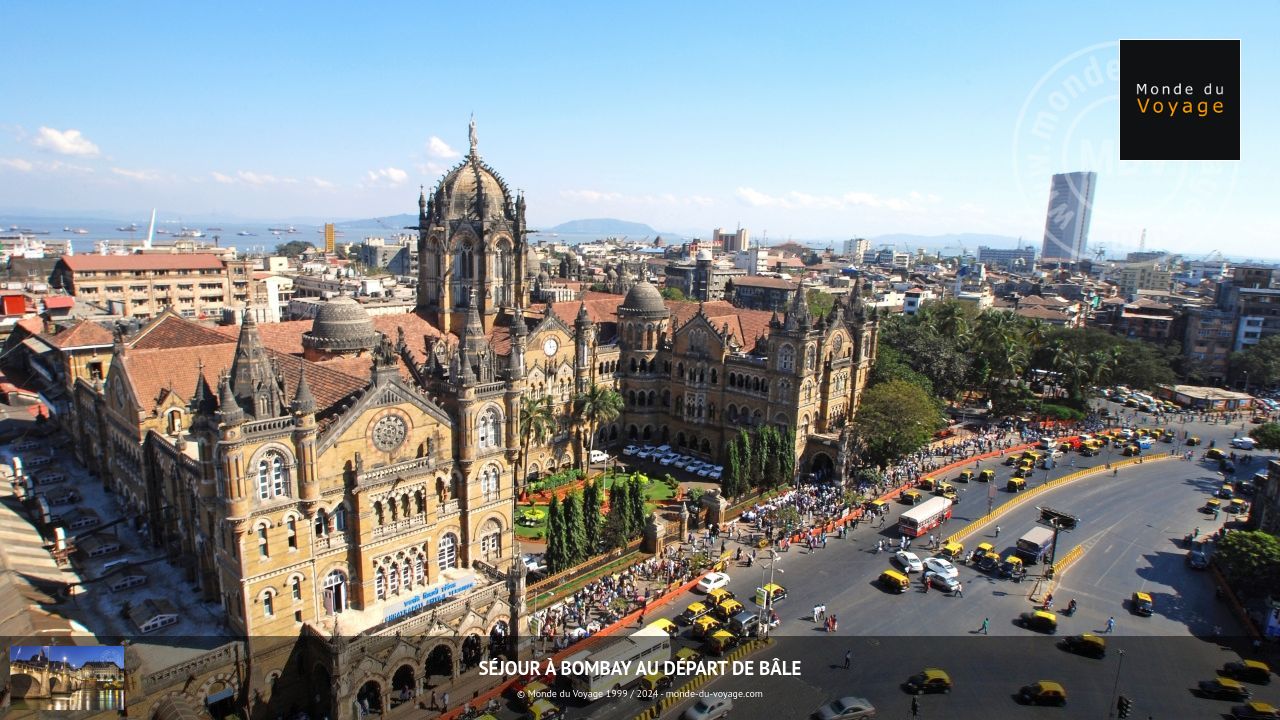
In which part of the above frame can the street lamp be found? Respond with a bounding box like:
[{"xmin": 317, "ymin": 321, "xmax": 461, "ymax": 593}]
[{"xmin": 1108, "ymin": 648, "xmax": 1126, "ymax": 719}]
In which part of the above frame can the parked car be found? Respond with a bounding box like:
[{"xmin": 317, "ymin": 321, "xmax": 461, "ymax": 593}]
[
  {"xmin": 1199, "ymin": 677, "xmax": 1253, "ymax": 701},
  {"xmin": 622, "ymin": 445, "xmax": 639, "ymax": 456},
  {"xmin": 589, "ymin": 450, "xmax": 609, "ymax": 464},
  {"xmin": 923, "ymin": 572, "xmax": 960, "ymax": 593}
]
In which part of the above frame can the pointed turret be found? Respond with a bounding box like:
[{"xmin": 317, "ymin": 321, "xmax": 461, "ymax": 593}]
[
  {"xmin": 784, "ymin": 284, "xmax": 812, "ymax": 332},
  {"xmin": 229, "ymin": 311, "xmax": 286, "ymax": 420},
  {"xmin": 291, "ymin": 362, "xmax": 316, "ymax": 415},
  {"xmin": 191, "ymin": 363, "xmax": 217, "ymax": 415},
  {"xmin": 217, "ymin": 375, "xmax": 244, "ymax": 427}
]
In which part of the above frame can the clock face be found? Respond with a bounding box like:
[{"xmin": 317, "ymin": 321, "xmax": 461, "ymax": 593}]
[
  {"xmin": 543, "ymin": 337, "xmax": 559, "ymax": 357},
  {"xmin": 372, "ymin": 415, "xmax": 408, "ymax": 451}
]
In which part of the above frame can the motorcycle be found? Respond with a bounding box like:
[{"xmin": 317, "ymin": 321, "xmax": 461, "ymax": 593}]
[{"xmin": 1065, "ymin": 600, "xmax": 1078, "ymax": 616}]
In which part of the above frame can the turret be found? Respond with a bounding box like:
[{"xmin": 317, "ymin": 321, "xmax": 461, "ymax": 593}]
[{"xmin": 216, "ymin": 375, "xmax": 244, "ymax": 428}]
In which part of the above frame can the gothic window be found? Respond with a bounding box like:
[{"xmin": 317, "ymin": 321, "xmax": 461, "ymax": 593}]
[
  {"xmin": 480, "ymin": 519, "xmax": 502, "ymax": 560},
  {"xmin": 286, "ymin": 516, "xmax": 297, "ymax": 549},
  {"xmin": 778, "ymin": 344, "xmax": 795, "ymax": 372},
  {"xmin": 710, "ymin": 369, "xmax": 717, "ymax": 385},
  {"xmin": 481, "ymin": 465, "xmax": 500, "ymax": 501},
  {"xmin": 477, "ymin": 407, "xmax": 501, "ymax": 450},
  {"xmin": 256, "ymin": 452, "xmax": 289, "ymax": 500},
  {"xmin": 805, "ymin": 345, "xmax": 816, "ymax": 370},
  {"xmin": 414, "ymin": 555, "xmax": 425, "ymax": 585},
  {"xmin": 291, "ymin": 576, "xmax": 302, "ymax": 600},
  {"xmin": 438, "ymin": 533, "xmax": 459, "ymax": 571},
  {"xmin": 662, "ymin": 389, "xmax": 670, "ymax": 407},
  {"xmin": 257, "ymin": 524, "xmax": 269, "ymax": 558},
  {"xmin": 334, "ymin": 505, "xmax": 347, "ymax": 531},
  {"xmin": 458, "ymin": 242, "xmax": 474, "ymax": 280},
  {"xmin": 375, "ymin": 569, "xmax": 386, "ymax": 600},
  {"xmin": 389, "ymin": 564, "xmax": 400, "ymax": 595},
  {"xmin": 262, "ymin": 590, "xmax": 275, "ymax": 618},
  {"xmin": 402, "ymin": 558, "xmax": 413, "ymax": 589},
  {"xmin": 314, "ymin": 509, "xmax": 329, "ymax": 537}
]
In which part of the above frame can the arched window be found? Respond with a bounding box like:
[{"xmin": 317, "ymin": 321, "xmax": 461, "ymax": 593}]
[
  {"xmin": 414, "ymin": 555, "xmax": 425, "ymax": 585},
  {"xmin": 458, "ymin": 241, "xmax": 474, "ymax": 280},
  {"xmin": 262, "ymin": 590, "xmax": 275, "ymax": 618},
  {"xmin": 477, "ymin": 407, "xmax": 501, "ymax": 450},
  {"xmin": 389, "ymin": 564, "xmax": 400, "ymax": 595},
  {"xmin": 314, "ymin": 509, "xmax": 329, "ymax": 537},
  {"xmin": 257, "ymin": 524, "xmax": 269, "ymax": 558},
  {"xmin": 438, "ymin": 533, "xmax": 459, "ymax": 571},
  {"xmin": 167, "ymin": 409, "xmax": 182, "ymax": 434},
  {"xmin": 322, "ymin": 570, "xmax": 347, "ymax": 613},
  {"xmin": 286, "ymin": 516, "xmax": 297, "ymax": 549},
  {"xmin": 480, "ymin": 519, "xmax": 502, "ymax": 560},
  {"xmin": 375, "ymin": 568, "xmax": 386, "ymax": 600},
  {"xmin": 402, "ymin": 558, "xmax": 413, "ymax": 590},
  {"xmin": 778, "ymin": 345, "xmax": 795, "ymax": 372},
  {"xmin": 481, "ymin": 465, "xmax": 500, "ymax": 501},
  {"xmin": 334, "ymin": 504, "xmax": 347, "ymax": 531},
  {"xmin": 291, "ymin": 576, "xmax": 302, "ymax": 600},
  {"xmin": 805, "ymin": 345, "xmax": 816, "ymax": 370},
  {"xmin": 710, "ymin": 369, "xmax": 717, "ymax": 384},
  {"xmin": 256, "ymin": 452, "xmax": 290, "ymax": 500}
]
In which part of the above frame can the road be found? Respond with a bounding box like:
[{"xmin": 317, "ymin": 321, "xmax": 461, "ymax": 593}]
[{"xmin": 491, "ymin": 405, "xmax": 1274, "ymax": 719}]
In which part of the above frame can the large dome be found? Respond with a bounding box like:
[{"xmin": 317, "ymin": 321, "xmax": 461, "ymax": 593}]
[
  {"xmin": 303, "ymin": 296, "xmax": 378, "ymax": 355},
  {"xmin": 621, "ymin": 280, "xmax": 666, "ymax": 313}
]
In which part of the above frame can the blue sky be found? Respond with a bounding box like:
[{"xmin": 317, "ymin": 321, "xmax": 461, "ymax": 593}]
[
  {"xmin": 0, "ymin": 2, "xmax": 1276, "ymax": 256},
  {"xmin": 9, "ymin": 644, "xmax": 124, "ymax": 667}
]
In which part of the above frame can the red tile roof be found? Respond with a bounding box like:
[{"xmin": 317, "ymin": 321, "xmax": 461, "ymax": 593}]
[
  {"xmin": 60, "ymin": 253, "xmax": 225, "ymax": 272},
  {"xmin": 668, "ymin": 300, "xmax": 773, "ymax": 349},
  {"xmin": 44, "ymin": 320, "xmax": 114, "ymax": 349},
  {"xmin": 129, "ymin": 313, "xmax": 235, "ymax": 350},
  {"xmin": 43, "ymin": 296, "xmax": 75, "ymax": 310}
]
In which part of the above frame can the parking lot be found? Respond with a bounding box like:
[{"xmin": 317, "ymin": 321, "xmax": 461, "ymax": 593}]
[{"xmin": 618, "ymin": 444, "xmax": 723, "ymax": 483}]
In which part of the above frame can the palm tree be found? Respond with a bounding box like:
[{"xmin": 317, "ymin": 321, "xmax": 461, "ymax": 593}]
[
  {"xmin": 930, "ymin": 300, "xmax": 972, "ymax": 344},
  {"xmin": 517, "ymin": 394, "xmax": 555, "ymax": 491},
  {"xmin": 573, "ymin": 384, "xmax": 624, "ymax": 474}
]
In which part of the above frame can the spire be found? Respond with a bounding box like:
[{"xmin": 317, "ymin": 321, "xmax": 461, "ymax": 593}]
[
  {"xmin": 217, "ymin": 374, "xmax": 244, "ymax": 427},
  {"xmin": 785, "ymin": 284, "xmax": 811, "ymax": 332},
  {"xmin": 576, "ymin": 298, "xmax": 590, "ymax": 326},
  {"xmin": 463, "ymin": 287, "xmax": 484, "ymax": 340},
  {"xmin": 418, "ymin": 185, "xmax": 427, "ymax": 217},
  {"xmin": 291, "ymin": 360, "xmax": 316, "ymax": 415},
  {"xmin": 229, "ymin": 310, "xmax": 285, "ymax": 419},
  {"xmin": 191, "ymin": 360, "xmax": 217, "ymax": 414},
  {"xmin": 511, "ymin": 305, "xmax": 528, "ymax": 338}
]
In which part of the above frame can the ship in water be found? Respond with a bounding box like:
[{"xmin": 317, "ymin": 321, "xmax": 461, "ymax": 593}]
[
  {"xmin": 62, "ymin": 226, "xmax": 90, "ymax": 234},
  {"xmin": 237, "ymin": 231, "xmax": 257, "ymax": 237},
  {"xmin": 206, "ymin": 227, "xmax": 223, "ymax": 232},
  {"xmin": 267, "ymin": 225, "xmax": 298, "ymax": 234},
  {"xmin": 116, "ymin": 223, "xmax": 139, "ymax": 232}
]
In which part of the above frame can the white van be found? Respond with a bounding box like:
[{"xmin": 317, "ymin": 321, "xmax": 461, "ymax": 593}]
[{"xmin": 589, "ymin": 450, "xmax": 609, "ymax": 464}]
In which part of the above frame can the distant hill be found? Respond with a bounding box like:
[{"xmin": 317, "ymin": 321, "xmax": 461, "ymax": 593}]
[
  {"xmin": 871, "ymin": 233, "xmax": 1026, "ymax": 251},
  {"xmin": 545, "ymin": 218, "xmax": 659, "ymax": 236},
  {"xmin": 336, "ymin": 214, "xmax": 416, "ymax": 229}
]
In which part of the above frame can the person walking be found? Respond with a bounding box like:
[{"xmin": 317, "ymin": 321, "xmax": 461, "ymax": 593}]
[
  {"xmin": 813, "ymin": 605, "xmax": 821, "ymax": 623},
  {"xmin": 911, "ymin": 696, "xmax": 920, "ymax": 718},
  {"xmin": 1105, "ymin": 616, "xmax": 1115, "ymax": 633},
  {"xmin": 955, "ymin": 582, "xmax": 963, "ymax": 598},
  {"xmin": 980, "ymin": 617, "xmax": 989, "ymax": 634},
  {"xmin": 843, "ymin": 650, "xmax": 851, "ymax": 669},
  {"xmin": 994, "ymin": 525, "xmax": 1001, "ymax": 538},
  {"xmin": 441, "ymin": 692, "xmax": 450, "ymax": 713}
]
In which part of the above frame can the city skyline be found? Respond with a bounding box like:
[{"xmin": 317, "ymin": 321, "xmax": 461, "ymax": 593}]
[
  {"xmin": 0, "ymin": 2, "xmax": 1275, "ymax": 256},
  {"xmin": 8, "ymin": 645, "xmax": 124, "ymax": 668}
]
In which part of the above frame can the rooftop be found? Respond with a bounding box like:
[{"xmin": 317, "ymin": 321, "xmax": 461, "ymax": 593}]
[{"xmin": 59, "ymin": 254, "xmax": 225, "ymax": 272}]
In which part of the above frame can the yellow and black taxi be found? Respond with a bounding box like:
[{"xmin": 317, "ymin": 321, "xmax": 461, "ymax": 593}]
[
  {"xmin": 1230, "ymin": 498, "xmax": 1249, "ymax": 514},
  {"xmin": 519, "ymin": 681, "xmax": 552, "ymax": 710},
  {"xmin": 689, "ymin": 615, "xmax": 722, "ymax": 640},
  {"xmin": 1059, "ymin": 633, "xmax": 1106, "ymax": 658},
  {"xmin": 1187, "ymin": 436, "xmax": 1202, "ymax": 446},
  {"xmin": 903, "ymin": 668, "xmax": 952, "ymax": 695},
  {"xmin": 1198, "ymin": 676, "xmax": 1252, "ymax": 701},
  {"xmin": 879, "ymin": 568, "xmax": 910, "ymax": 593},
  {"xmin": 1012, "ymin": 466, "xmax": 1033, "ymax": 479},
  {"xmin": 939, "ymin": 540, "xmax": 964, "ymax": 560},
  {"xmin": 901, "ymin": 489, "xmax": 923, "ymax": 505},
  {"xmin": 1204, "ymin": 499, "xmax": 1223, "ymax": 514},
  {"xmin": 1206, "ymin": 447, "xmax": 1226, "ymax": 460},
  {"xmin": 1122, "ymin": 444, "xmax": 1141, "ymax": 456},
  {"xmin": 1004, "ymin": 453, "xmax": 1022, "ymax": 467},
  {"xmin": 680, "ymin": 601, "xmax": 712, "ymax": 623},
  {"xmin": 704, "ymin": 628, "xmax": 740, "ymax": 655},
  {"xmin": 918, "ymin": 477, "xmax": 938, "ymax": 492},
  {"xmin": 978, "ymin": 469, "xmax": 996, "ymax": 482},
  {"xmin": 1017, "ymin": 610, "xmax": 1058, "ymax": 634},
  {"xmin": 706, "ymin": 587, "xmax": 735, "ymax": 607},
  {"xmin": 1230, "ymin": 701, "xmax": 1280, "ymax": 720},
  {"xmin": 636, "ymin": 671, "xmax": 673, "ymax": 694},
  {"xmin": 713, "ymin": 598, "xmax": 745, "ymax": 622},
  {"xmin": 756, "ymin": 583, "xmax": 788, "ymax": 606},
  {"xmin": 525, "ymin": 698, "xmax": 565, "ymax": 720},
  {"xmin": 866, "ymin": 499, "xmax": 887, "ymax": 516},
  {"xmin": 977, "ymin": 550, "xmax": 1001, "ymax": 573},
  {"xmin": 647, "ymin": 618, "xmax": 680, "ymax": 637},
  {"xmin": 936, "ymin": 483, "xmax": 958, "ymax": 500},
  {"xmin": 1019, "ymin": 680, "xmax": 1067, "ymax": 706},
  {"xmin": 1223, "ymin": 660, "xmax": 1273, "ymax": 685},
  {"xmin": 1131, "ymin": 591, "xmax": 1154, "ymax": 617},
  {"xmin": 957, "ymin": 469, "xmax": 974, "ymax": 483},
  {"xmin": 1218, "ymin": 484, "xmax": 1236, "ymax": 499},
  {"xmin": 675, "ymin": 646, "xmax": 702, "ymax": 664},
  {"xmin": 1007, "ymin": 477, "xmax": 1028, "ymax": 491}
]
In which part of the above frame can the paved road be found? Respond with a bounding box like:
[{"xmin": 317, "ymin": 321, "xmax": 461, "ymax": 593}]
[{"xmin": 483, "ymin": 405, "xmax": 1274, "ymax": 719}]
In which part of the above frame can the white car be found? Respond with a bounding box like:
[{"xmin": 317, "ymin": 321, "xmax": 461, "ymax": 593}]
[
  {"xmin": 894, "ymin": 551, "xmax": 923, "ymax": 573},
  {"xmin": 923, "ymin": 557, "xmax": 958, "ymax": 579},
  {"xmin": 1230, "ymin": 437, "xmax": 1256, "ymax": 450},
  {"xmin": 709, "ymin": 467, "xmax": 723, "ymax": 480},
  {"xmin": 683, "ymin": 695, "xmax": 733, "ymax": 720},
  {"xmin": 636, "ymin": 448, "xmax": 654, "ymax": 460},
  {"xmin": 659, "ymin": 454, "xmax": 679, "ymax": 466},
  {"xmin": 622, "ymin": 445, "xmax": 639, "ymax": 456},
  {"xmin": 673, "ymin": 456, "xmax": 691, "ymax": 469},
  {"xmin": 815, "ymin": 696, "xmax": 877, "ymax": 720},
  {"xmin": 697, "ymin": 465, "xmax": 716, "ymax": 478},
  {"xmin": 686, "ymin": 461, "xmax": 706, "ymax": 473},
  {"xmin": 696, "ymin": 572, "xmax": 731, "ymax": 593},
  {"xmin": 589, "ymin": 450, "xmax": 609, "ymax": 464},
  {"xmin": 656, "ymin": 444, "xmax": 672, "ymax": 454}
]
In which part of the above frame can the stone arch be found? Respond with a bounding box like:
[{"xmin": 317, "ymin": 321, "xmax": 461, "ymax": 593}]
[
  {"xmin": 356, "ymin": 679, "xmax": 384, "ymax": 715},
  {"xmin": 424, "ymin": 643, "xmax": 455, "ymax": 682}
]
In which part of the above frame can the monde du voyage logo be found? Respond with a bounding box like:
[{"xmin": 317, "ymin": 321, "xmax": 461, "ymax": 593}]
[{"xmin": 1120, "ymin": 39, "xmax": 1240, "ymax": 160}]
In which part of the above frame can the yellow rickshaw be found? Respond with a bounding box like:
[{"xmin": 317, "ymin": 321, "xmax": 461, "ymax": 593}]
[
  {"xmin": 714, "ymin": 598, "xmax": 745, "ymax": 622},
  {"xmin": 977, "ymin": 551, "xmax": 1001, "ymax": 573},
  {"xmin": 636, "ymin": 672, "xmax": 673, "ymax": 693},
  {"xmin": 525, "ymin": 699, "xmax": 565, "ymax": 720},
  {"xmin": 1007, "ymin": 477, "xmax": 1027, "ymax": 491},
  {"xmin": 957, "ymin": 469, "xmax": 975, "ymax": 483},
  {"xmin": 978, "ymin": 469, "xmax": 996, "ymax": 482},
  {"xmin": 689, "ymin": 615, "xmax": 721, "ymax": 639},
  {"xmin": 756, "ymin": 583, "xmax": 788, "ymax": 606},
  {"xmin": 1001, "ymin": 554, "xmax": 1025, "ymax": 578},
  {"xmin": 520, "ymin": 682, "xmax": 550, "ymax": 710},
  {"xmin": 647, "ymin": 618, "xmax": 679, "ymax": 636},
  {"xmin": 1204, "ymin": 499, "xmax": 1222, "ymax": 513},
  {"xmin": 1131, "ymin": 591, "xmax": 1154, "ymax": 616},
  {"xmin": 1187, "ymin": 436, "xmax": 1201, "ymax": 446},
  {"xmin": 705, "ymin": 629, "xmax": 740, "ymax": 655},
  {"xmin": 681, "ymin": 601, "xmax": 711, "ymax": 623},
  {"xmin": 1123, "ymin": 444, "xmax": 1141, "ymax": 456},
  {"xmin": 936, "ymin": 482, "xmax": 957, "ymax": 500},
  {"xmin": 939, "ymin": 540, "xmax": 964, "ymax": 559},
  {"xmin": 1228, "ymin": 498, "xmax": 1248, "ymax": 514},
  {"xmin": 706, "ymin": 588, "xmax": 735, "ymax": 606},
  {"xmin": 901, "ymin": 489, "xmax": 923, "ymax": 505},
  {"xmin": 918, "ymin": 477, "xmax": 937, "ymax": 491},
  {"xmin": 867, "ymin": 499, "xmax": 887, "ymax": 515}
]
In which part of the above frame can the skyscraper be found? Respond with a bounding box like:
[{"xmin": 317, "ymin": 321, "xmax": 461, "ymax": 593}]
[{"xmin": 1040, "ymin": 171, "xmax": 1096, "ymax": 263}]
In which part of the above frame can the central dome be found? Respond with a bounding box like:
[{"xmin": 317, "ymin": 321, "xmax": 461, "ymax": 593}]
[
  {"xmin": 432, "ymin": 151, "xmax": 515, "ymax": 224},
  {"xmin": 621, "ymin": 280, "xmax": 666, "ymax": 313},
  {"xmin": 303, "ymin": 296, "xmax": 378, "ymax": 356}
]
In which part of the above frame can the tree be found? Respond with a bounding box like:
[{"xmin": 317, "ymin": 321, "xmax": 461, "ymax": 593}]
[
  {"xmin": 574, "ymin": 384, "xmax": 625, "ymax": 472},
  {"xmin": 604, "ymin": 481, "xmax": 630, "ymax": 549},
  {"xmin": 562, "ymin": 490, "xmax": 587, "ymax": 566},
  {"xmin": 723, "ymin": 439, "xmax": 744, "ymax": 500},
  {"xmin": 1230, "ymin": 335, "xmax": 1280, "ymax": 388},
  {"xmin": 762, "ymin": 426, "xmax": 782, "ymax": 487},
  {"xmin": 869, "ymin": 345, "xmax": 935, "ymax": 397},
  {"xmin": 779, "ymin": 427, "xmax": 796, "ymax": 485},
  {"xmin": 626, "ymin": 474, "xmax": 646, "ymax": 538},
  {"xmin": 750, "ymin": 427, "xmax": 770, "ymax": 488},
  {"xmin": 1214, "ymin": 530, "xmax": 1280, "ymax": 599},
  {"xmin": 852, "ymin": 380, "xmax": 945, "ymax": 469},
  {"xmin": 738, "ymin": 429, "xmax": 754, "ymax": 495},
  {"xmin": 517, "ymin": 394, "xmax": 556, "ymax": 490},
  {"xmin": 1249, "ymin": 422, "xmax": 1280, "ymax": 451},
  {"xmin": 274, "ymin": 240, "xmax": 315, "ymax": 258},
  {"xmin": 660, "ymin": 286, "xmax": 686, "ymax": 301},
  {"xmin": 582, "ymin": 481, "xmax": 603, "ymax": 555},
  {"xmin": 805, "ymin": 289, "xmax": 835, "ymax": 318},
  {"xmin": 545, "ymin": 495, "xmax": 567, "ymax": 573}
]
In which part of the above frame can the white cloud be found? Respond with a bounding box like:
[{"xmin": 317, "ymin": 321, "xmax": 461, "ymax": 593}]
[
  {"xmin": 111, "ymin": 167, "xmax": 161, "ymax": 181},
  {"xmin": 735, "ymin": 187, "xmax": 914, "ymax": 211},
  {"xmin": 426, "ymin": 136, "xmax": 460, "ymax": 159},
  {"xmin": 211, "ymin": 171, "xmax": 235, "ymax": 184},
  {"xmin": 366, "ymin": 167, "xmax": 408, "ymax": 185},
  {"xmin": 237, "ymin": 170, "xmax": 296, "ymax": 186},
  {"xmin": 559, "ymin": 189, "xmax": 714, "ymax": 208},
  {"xmin": 0, "ymin": 158, "xmax": 33, "ymax": 172},
  {"xmin": 33, "ymin": 127, "xmax": 100, "ymax": 156},
  {"xmin": 310, "ymin": 177, "xmax": 335, "ymax": 189}
]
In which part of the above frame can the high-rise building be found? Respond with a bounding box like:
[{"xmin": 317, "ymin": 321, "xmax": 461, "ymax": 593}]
[
  {"xmin": 1040, "ymin": 171, "xmax": 1096, "ymax": 263},
  {"xmin": 713, "ymin": 227, "xmax": 750, "ymax": 253},
  {"xmin": 843, "ymin": 238, "xmax": 870, "ymax": 263},
  {"xmin": 977, "ymin": 245, "xmax": 1037, "ymax": 271}
]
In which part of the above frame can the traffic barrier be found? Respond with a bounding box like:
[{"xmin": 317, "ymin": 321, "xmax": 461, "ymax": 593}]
[{"xmin": 945, "ymin": 452, "xmax": 1176, "ymax": 546}]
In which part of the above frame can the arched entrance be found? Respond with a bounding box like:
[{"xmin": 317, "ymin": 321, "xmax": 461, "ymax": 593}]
[
  {"xmin": 808, "ymin": 452, "xmax": 835, "ymax": 483},
  {"xmin": 312, "ymin": 666, "xmax": 332, "ymax": 719},
  {"xmin": 322, "ymin": 570, "xmax": 347, "ymax": 613},
  {"xmin": 204, "ymin": 680, "xmax": 236, "ymax": 720},
  {"xmin": 461, "ymin": 633, "xmax": 484, "ymax": 670},
  {"xmin": 424, "ymin": 644, "xmax": 453, "ymax": 685},
  {"xmin": 356, "ymin": 680, "xmax": 382, "ymax": 716},
  {"xmin": 489, "ymin": 620, "xmax": 510, "ymax": 659},
  {"xmin": 390, "ymin": 665, "xmax": 416, "ymax": 708}
]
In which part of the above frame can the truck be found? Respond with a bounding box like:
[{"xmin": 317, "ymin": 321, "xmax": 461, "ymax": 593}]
[{"xmin": 1015, "ymin": 526, "xmax": 1055, "ymax": 564}]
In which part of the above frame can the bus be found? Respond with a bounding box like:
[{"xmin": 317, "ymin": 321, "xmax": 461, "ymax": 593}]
[
  {"xmin": 897, "ymin": 496, "xmax": 953, "ymax": 538},
  {"xmin": 564, "ymin": 624, "xmax": 672, "ymax": 701}
]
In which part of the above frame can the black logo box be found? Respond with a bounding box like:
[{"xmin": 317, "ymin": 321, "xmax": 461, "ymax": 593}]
[{"xmin": 1120, "ymin": 39, "xmax": 1239, "ymax": 160}]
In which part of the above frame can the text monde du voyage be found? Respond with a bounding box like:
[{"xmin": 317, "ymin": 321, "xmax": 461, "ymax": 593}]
[{"xmin": 1135, "ymin": 83, "xmax": 1228, "ymax": 118}]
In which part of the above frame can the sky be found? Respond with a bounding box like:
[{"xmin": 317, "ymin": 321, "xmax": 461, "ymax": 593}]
[
  {"xmin": 9, "ymin": 644, "xmax": 124, "ymax": 667},
  {"xmin": 0, "ymin": 2, "xmax": 1277, "ymax": 257}
]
